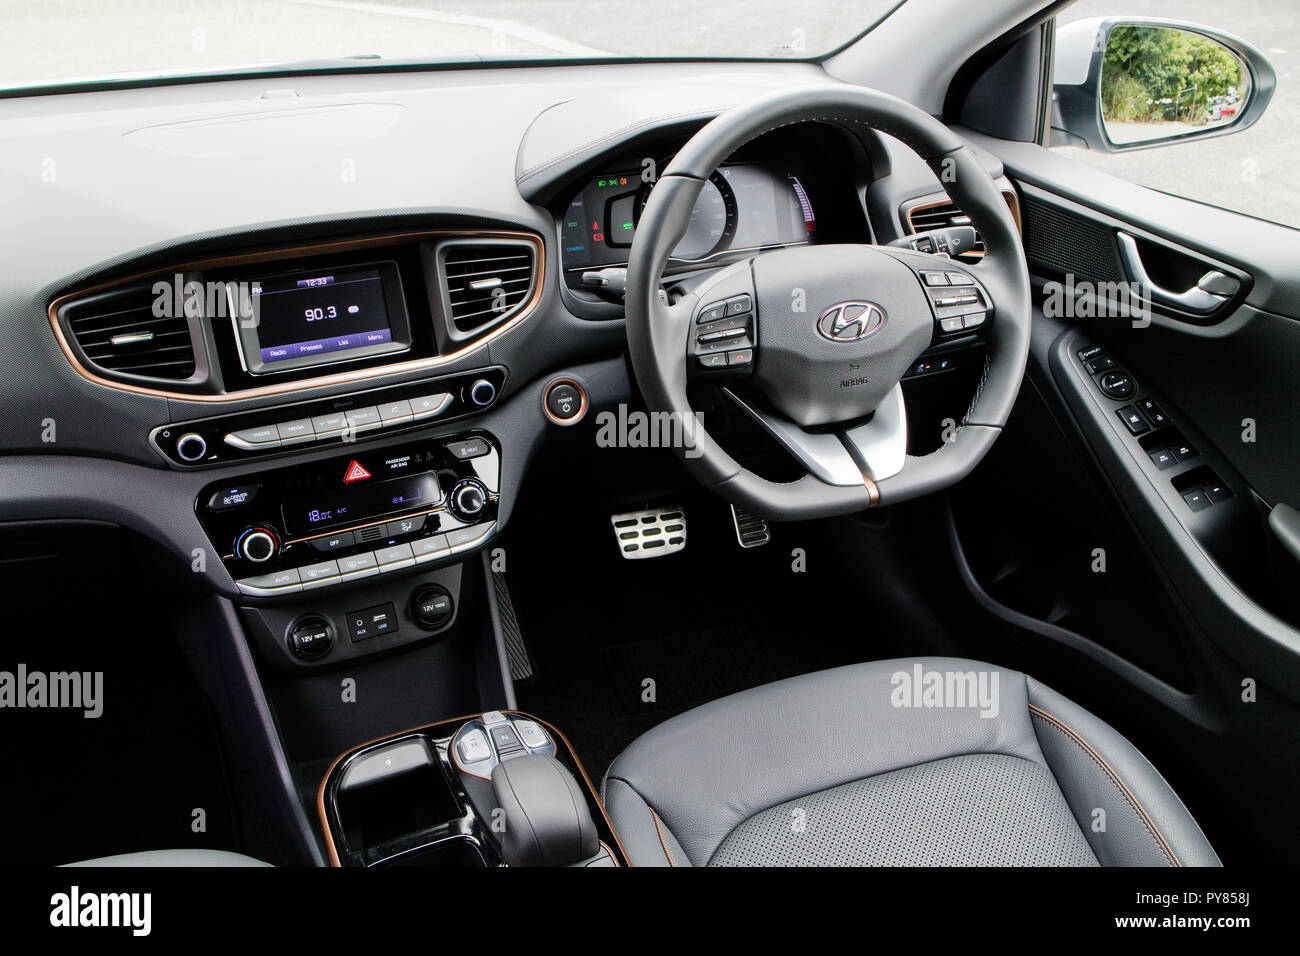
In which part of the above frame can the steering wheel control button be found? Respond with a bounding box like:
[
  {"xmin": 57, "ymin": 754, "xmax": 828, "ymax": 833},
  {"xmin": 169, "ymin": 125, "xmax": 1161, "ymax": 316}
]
[
  {"xmin": 543, "ymin": 379, "xmax": 587, "ymax": 425},
  {"xmin": 288, "ymin": 616, "xmax": 333, "ymax": 660},
  {"xmin": 1138, "ymin": 399, "xmax": 1169, "ymax": 427},
  {"xmin": 176, "ymin": 432, "xmax": 208, "ymax": 461},
  {"xmin": 1117, "ymin": 405, "xmax": 1150, "ymax": 435},
  {"xmin": 411, "ymin": 585, "xmax": 454, "ymax": 629},
  {"xmin": 921, "ymin": 271, "xmax": 948, "ymax": 286},
  {"xmin": 445, "ymin": 437, "xmax": 491, "ymax": 459},
  {"xmin": 457, "ymin": 728, "xmax": 492, "ymax": 764},
  {"xmin": 1099, "ymin": 370, "xmax": 1136, "ymax": 399},
  {"xmin": 945, "ymin": 272, "xmax": 975, "ymax": 285},
  {"xmin": 698, "ymin": 301, "xmax": 728, "ymax": 323},
  {"xmin": 347, "ymin": 602, "xmax": 397, "ymax": 643},
  {"xmin": 469, "ymin": 378, "xmax": 497, "ymax": 406},
  {"xmin": 1149, "ymin": 448, "xmax": 1177, "ymax": 471},
  {"xmin": 309, "ymin": 530, "xmax": 356, "ymax": 553},
  {"xmin": 728, "ymin": 349, "xmax": 753, "ymax": 367},
  {"xmin": 698, "ymin": 352, "xmax": 729, "ymax": 369},
  {"xmin": 725, "ymin": 294, "xmax": 752, "ymax": 316},
  {"xmin": 939, "ymin": 317, "xmax": 965, "ymax": 333},
  {"xmin": 961, "ymin": 313, "xmax": 986, "ymax": 329},
  {"xmin": 207, "ymin": 484, "xmax": 259, "ymax": 511}
]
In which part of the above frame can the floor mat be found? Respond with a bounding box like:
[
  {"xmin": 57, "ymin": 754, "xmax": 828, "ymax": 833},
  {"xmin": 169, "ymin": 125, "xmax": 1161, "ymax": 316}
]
[
  {"xmin": 507, "ymin": 490, "xmax": 918, "ymax": 778},
  {"xmin": 599, "ymin": 625, "xmax": 776, "ymax": 714}
]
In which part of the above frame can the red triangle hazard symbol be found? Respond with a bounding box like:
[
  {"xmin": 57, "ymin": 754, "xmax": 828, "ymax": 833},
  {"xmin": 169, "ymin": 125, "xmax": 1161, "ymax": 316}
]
[{"xmin": 343, "ymin": 460, "xmax": 371, "ymax": 483}]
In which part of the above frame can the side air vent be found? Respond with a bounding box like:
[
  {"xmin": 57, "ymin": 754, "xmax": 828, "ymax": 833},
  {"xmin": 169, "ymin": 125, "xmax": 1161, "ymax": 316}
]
[
  {"xmin": 437, "ymin": 240, "xmax": 538, "ymax": 337},
  {"xmin": 59, "ymin": 284, "xmax": 199, "ymax": 383},
  {"xmin": 905, "ymin": 200, "xmax": 985, "ymax": 256}
]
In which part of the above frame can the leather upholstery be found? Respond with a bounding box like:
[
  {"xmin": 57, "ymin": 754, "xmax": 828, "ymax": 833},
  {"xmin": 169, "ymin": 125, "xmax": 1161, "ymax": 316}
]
[
  {"xmin": 603, "ymin": 658, "xmax": 1219, "ymax": 867},
  {"xmin": 63, "ymin": 849, "xmax": 271, "ymax": 867}
]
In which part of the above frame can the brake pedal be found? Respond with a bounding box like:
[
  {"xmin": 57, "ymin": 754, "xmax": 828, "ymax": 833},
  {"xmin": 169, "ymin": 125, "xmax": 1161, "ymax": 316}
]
[
  {"xmin": 731, "ymin": 505, "xmax": 770, "ymax": 548},
  {"xmin": 611, "ymin": 506, "xmax": 687, "ymax": 559}
]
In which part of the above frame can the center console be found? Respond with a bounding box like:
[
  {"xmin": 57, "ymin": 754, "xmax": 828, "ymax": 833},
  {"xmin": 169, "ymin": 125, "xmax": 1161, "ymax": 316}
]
[{"xmin": 318, "ymin": 712, "xmax": 622, "ymax": 867}]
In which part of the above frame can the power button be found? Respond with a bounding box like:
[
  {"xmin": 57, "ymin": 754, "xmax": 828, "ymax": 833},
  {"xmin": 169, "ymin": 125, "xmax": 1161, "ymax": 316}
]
[{"xmin": 543, "ymin": 378, "xmax": 587, "ymax": 425}]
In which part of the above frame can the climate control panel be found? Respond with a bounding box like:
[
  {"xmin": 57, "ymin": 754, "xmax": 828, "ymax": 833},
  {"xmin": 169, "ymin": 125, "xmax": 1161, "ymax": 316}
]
[{"xmin": 197, "ymin": 433, "xmax": 501, "ymax": 598}]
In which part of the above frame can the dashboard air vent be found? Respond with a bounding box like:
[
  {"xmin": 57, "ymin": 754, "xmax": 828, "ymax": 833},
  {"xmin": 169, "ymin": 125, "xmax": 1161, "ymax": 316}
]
[
  {"xmin": 906, "ymin": 201, "xmax": 985, "ymax": 256},
  {"xmin": 439, "ymin": 241, "xmax": 537, "ymax": 336},
  {"xmin": 60, "ymin": 284, "xmax": 198, "ymax": 382}
]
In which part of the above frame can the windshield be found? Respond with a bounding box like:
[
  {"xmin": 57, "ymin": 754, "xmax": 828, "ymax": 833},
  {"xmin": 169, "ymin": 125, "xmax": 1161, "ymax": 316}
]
[{"xmin": 2, "ymin": 0, "xmax": 902, "ymax": 92}]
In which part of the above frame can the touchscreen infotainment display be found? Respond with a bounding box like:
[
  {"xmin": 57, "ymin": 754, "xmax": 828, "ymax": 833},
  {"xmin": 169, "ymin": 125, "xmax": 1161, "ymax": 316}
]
[{"xmin": 234, "ymin": 262, "xmax": 410, "ymax": 374}]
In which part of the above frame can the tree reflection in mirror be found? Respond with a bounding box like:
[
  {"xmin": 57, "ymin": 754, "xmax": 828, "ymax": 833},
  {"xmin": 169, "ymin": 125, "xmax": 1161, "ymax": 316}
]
[{"xmin": 1101, "ymin": 26, "xmax": 1250, "ymax": 146}]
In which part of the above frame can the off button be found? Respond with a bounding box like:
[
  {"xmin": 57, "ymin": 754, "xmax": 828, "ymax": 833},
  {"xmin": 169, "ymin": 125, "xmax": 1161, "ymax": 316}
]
[{"xmin": 544, "ymin": 379, "xmax": 586, "ymax": 425}]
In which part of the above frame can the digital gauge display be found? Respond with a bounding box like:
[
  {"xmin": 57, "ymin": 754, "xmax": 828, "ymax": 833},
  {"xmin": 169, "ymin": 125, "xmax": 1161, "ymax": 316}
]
[{"xmin": 560, "ymin": 163, "xmax": 812, "ymax": 275}]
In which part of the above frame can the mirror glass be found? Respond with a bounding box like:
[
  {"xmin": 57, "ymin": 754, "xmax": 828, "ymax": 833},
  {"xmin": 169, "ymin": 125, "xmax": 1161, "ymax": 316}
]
[{"xmin": 1101, "ymin": 25, "xmax": 1251, "ymax": 146}]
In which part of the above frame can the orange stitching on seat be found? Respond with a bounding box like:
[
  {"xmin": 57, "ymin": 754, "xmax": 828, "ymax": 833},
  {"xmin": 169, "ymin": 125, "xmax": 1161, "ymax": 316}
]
[
  {"xmin": 1029, "ymin": 703, "xmax": 1180, "ymax": 867},
  {"xmin": 649, "ymin": 808, "xmax": 679, "ymax": 867}
]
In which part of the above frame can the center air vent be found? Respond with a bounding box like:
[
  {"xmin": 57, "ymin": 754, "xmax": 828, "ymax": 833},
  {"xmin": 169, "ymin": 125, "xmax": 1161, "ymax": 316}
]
[
  {"xmin": 58, "ymin": 284, "xmax": 199, "ymax": 384},
  {"xmin": 437, "ymin": 239, "xmax": 538, "ymax": 338}
]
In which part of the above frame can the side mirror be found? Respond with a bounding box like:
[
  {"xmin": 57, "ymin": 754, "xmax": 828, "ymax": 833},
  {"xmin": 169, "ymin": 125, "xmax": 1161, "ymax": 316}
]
[{"xmin": 1051, "ymin": 17, "xmax": 1276, "ymax": 152}]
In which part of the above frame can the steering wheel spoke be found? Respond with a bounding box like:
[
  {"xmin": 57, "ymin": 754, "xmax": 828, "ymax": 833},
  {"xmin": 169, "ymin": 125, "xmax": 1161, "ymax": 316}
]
[{"xmin": 722, "ymin": 384, "xmax": 908, "ymax": 485}]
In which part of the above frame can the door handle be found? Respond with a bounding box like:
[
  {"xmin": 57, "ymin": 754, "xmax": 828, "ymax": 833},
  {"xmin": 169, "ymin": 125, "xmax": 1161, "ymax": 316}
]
[{"xmin": 1116, "ymin": 232, "xmax": 1239, "ymax": 315}]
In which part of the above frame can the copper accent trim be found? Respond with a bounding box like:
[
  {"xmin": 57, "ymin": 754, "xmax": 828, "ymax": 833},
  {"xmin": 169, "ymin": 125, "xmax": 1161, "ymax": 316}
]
[
  {"xmin": 315, "ymin": 709, "xmax": 628, "ymax": 868},
  {"xmin": 540, "ymin": 376, "xmax": 589, "ymax": 427},
  {"xmin": 47, "ymin": 229, "xmax": 544, "ymax": 403},
  {"xmin": 863, "ymin": 475, "xmax": 880, "ymax": 507},
  {"xmin": 1028, "ymin": 703, "xmax": 1181, "ymax": 867},
  {"xmin": 903, "ymin": 187, "xmax": 1022, "ymax": 254}
]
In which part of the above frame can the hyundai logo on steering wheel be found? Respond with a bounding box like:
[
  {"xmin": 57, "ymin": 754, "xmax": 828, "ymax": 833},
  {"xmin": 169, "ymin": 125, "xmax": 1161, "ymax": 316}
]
[{"xmin": 816, "ymin": 301, "xmax": 887, "ymax": 342}]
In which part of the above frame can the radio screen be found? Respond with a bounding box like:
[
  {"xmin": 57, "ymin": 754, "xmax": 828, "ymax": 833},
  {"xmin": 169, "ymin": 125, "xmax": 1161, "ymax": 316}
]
[
  {"xmin": 239, "ymin": 262, "xmax": 409, "ymax": 374},
  {"xmin": 281, "ymin": 473, "xmax": 440, "ymax": 535}
]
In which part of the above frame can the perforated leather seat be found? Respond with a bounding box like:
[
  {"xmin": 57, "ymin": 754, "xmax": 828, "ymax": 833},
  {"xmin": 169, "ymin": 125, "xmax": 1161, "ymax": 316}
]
[{"xmin": 603, "ymin": 658, "xmax": 1219, "ymax": 867}]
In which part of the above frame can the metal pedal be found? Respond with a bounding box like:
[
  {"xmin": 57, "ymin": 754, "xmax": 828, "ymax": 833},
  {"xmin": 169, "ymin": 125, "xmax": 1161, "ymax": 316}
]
[
  {"xmin": 611, "ymin": 506, "xmax": 687, "ymax": 559},
  {"xmin": 730, "ymin": 504, "xmax": 770, "ymax": 548}
]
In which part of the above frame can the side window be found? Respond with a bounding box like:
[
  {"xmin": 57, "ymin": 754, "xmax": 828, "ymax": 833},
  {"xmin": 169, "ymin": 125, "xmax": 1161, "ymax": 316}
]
[{"xmin": 1052, "ymin": 0, "xmax": 1296, "ymax": 230}]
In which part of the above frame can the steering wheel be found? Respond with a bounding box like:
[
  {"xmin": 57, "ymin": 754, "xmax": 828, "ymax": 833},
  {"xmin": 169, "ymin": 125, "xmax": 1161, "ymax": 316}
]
[{"xmin": 625, "ymin": 86, "xmax": 1030, "ymax": 520}]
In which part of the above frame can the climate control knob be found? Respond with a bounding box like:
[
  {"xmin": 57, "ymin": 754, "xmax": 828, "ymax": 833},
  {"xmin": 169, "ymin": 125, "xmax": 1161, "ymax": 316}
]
[
  {"xmin": 448, "ymin": 479, "xmax": 488, "ymax": 521},
  {"xmin": 235, "ymin": 526, "xmax": 280, "ymax": 564}
]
